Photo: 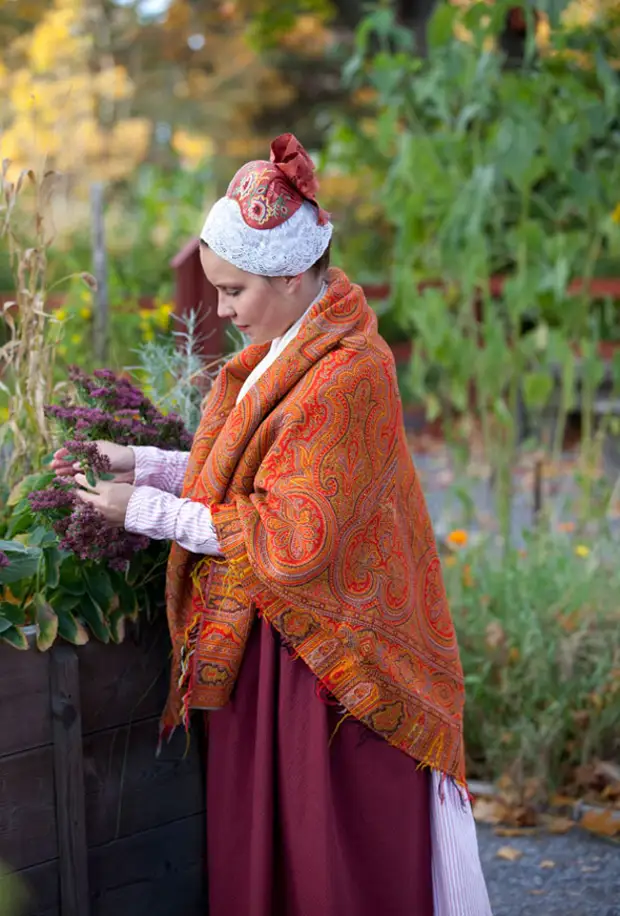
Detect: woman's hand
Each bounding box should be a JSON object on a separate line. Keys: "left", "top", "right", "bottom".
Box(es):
{"left": 51, "top": 440, "right": 136, "bottom": 484}
{"left": 74, "top": 474, "right": 136, "bottom": 527}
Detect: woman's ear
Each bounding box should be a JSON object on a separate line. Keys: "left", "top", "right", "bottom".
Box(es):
{"left": 281, "top": 274, "right": 304, "bottom": 295}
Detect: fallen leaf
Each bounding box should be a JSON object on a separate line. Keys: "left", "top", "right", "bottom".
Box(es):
{"left": 550, "top": 794, "right": 575, "bottom": 808}
{"left": 540, "top": 860, "right": 555, "bottom": 869}
{"left": 543, "top": 815, "right": 575, "bottom": 835}
{"left": 473, "top": 797, "right": 504, "bottom": 825}
{"left": 596, "top": 761, "right": 620, "bottom": 783}
{"left": 581, "top": 808, "right": 620, "bottom": 837}
{"left": 496, "top": 846, "right": 523, "bottom": 862}
{"left": 495, "top": 827, "right": 538, "bottom": 838}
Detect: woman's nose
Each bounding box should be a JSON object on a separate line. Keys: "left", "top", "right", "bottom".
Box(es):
{"left": 217, "top": 297, "right": 236, "bottom": 319}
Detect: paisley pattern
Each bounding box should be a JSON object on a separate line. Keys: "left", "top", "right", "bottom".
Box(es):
{"left": 163, "top": 269, "right": 466, "bottom": 784}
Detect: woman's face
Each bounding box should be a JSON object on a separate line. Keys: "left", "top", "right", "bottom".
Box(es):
{"left": 200, "top": 246, "right": 311, "bottom": 346}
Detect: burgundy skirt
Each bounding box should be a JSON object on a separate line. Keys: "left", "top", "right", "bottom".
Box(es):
{"left": 206, "top": 620, "right": 434, "bottom": 916}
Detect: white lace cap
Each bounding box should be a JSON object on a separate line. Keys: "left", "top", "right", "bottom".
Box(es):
{"left": 200, "top": 197, "right": 333, "bottom": 277}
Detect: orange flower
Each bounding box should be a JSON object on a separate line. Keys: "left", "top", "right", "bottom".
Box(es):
{"left": 446, "top": 529, "right": 468, "bottom": 548}
{"left": 557, "top": 521, "right": 575, "bottom": 533}
{"left": 462, "top": 564, "right": 474, "bottom": 588}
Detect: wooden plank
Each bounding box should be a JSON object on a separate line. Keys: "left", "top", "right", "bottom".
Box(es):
{"left": 79, "top": 624, "right": 170, "bottom": 736}
{"left": 49, "top": 645, "right": 89, "bottom": 916}
{"left": 89, "top": 815, "right": 206, "bottom": 916}
{"left": 6, "top": 859, "right": 60, "bottom": 916}
{"left": 0, "top": 746, "right": 57, "bottom": 870}
{"left": 0, "top": 644, "right": 51, "bottom": 756}
{"left": 83, "top": 716, "right": 205, "bottom": 847}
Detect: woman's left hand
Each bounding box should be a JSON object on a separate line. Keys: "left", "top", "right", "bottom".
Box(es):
{"left": 74, "top": 474, "right": 135, "bottom": 527}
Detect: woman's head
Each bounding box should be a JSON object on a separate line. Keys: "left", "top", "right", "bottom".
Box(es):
{"left": 199, "top": 134, "right": 332, "bottom": 345}
{"left": 200, "top": 243, "right": 330, "bottom": 346}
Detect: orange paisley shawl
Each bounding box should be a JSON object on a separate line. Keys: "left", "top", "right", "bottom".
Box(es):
{"left": 162, "top": 269, "right": 466, "bottom": 784}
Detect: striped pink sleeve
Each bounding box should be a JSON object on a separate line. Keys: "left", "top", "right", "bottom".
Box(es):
{"left": 129, "top": 446, "right": 190, "bottom": 497}
{"left": 125, "top": 486, "right": 222, "bottom": 556}
{"left": 430, "top": 771, "right": 493, "bottom": 915}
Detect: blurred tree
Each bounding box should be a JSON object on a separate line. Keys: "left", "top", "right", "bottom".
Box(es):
{"left": 0, "top": 0, "right": 151, "bottom": 185}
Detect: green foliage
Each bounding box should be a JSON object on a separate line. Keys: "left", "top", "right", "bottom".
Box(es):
{"left": 247, "top": 0, "right": 334, "bottom": 49}
{"left": 329, "top": 1, "right": 620, "bottom": 537}
{"left": 445, "top": 528, "right": 620, "bottom": 795}
{"left": 0, "top": 493, "right": 168, "bottom": 651}
{"left": 129, "top": 308, "right": 224, "bottom": 436}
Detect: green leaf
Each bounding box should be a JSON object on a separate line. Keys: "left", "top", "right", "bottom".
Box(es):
{"left": 56, "top": 603, "right": 89, "bottom": 646}
{"left": 44, "top": 545, "right": 62, "bottom": 589}
{"left": 0, "top": 618, "right": 12, "bottom": 634}
{"left": 27, "top": 526, "right": 57, "bottom": 548}
{"left": 85, "top": 469, "right": 97, "bottom": 488}
{"left": 1, "top": 626, "right": 29, "bottom": 650}
{"left": 427, "top": 1, "right": 458, "bottom": 50}
{"left": 58, "top": 562, "right": 86, "bottom": 596}
{"left": 85, "top": 566, "right": 115, "bottom": 615}
{"left": 34, "top": 594, "right": 58, "bottom": 652}
{"left": 6, "top": 500, "right": 35, "bottom": 538}
{"left": 108, "top": 607, "right": 126, "bottom": 645}
{"left": 8, "top": 472, "right": 55, "bottom": 507}
{"left": 523, "top": 372, "right": 554, "bottom": 409}
{"left": 0, "top": 540, "right": 42, "bottom": 585}
{"left": 126, "top": 551, "right": 145, "bottom": 587}
{"left": 78, "top": 594, "right": 110, "bottom": 643}
{"left": 109, "top": 570, "right": 138, "bottom": 616}
{"left": 0, "top": 602, "right": 27, "bottom": 626}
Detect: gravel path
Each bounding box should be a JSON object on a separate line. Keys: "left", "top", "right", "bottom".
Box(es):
{"left": 478, "top": 825, "right": 620, "bottom": 915}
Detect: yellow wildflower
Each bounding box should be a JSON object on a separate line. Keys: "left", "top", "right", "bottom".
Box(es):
{"left": 70, "top": 334, "right": 81, "bottom": 345}
{"left": 575, "top": 545, "right": 590, "bottom": 558}
{"left": 79, "top": 307, "right": 92, "bottom": 320}
{"left": 446, "top": 529, "right": 468, "bottom": 548}
{"left": 155, "top": 302, "right": 173, "bottom": 331}
{"left": 58, "top": 344, "right": 67, "bottom": 357}
{"left": 612, "top": 203, "right": 620, "bottom": 224}
{"left": 55, "top": 308, "right": 67, "bottom": 321}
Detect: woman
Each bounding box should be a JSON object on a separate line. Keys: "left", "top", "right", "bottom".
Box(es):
{"left": 54, "top": 134, "right": 492, "bottom": 916}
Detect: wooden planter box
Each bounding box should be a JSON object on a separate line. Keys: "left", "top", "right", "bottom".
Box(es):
{"left": 0, "top": 621, "right": 206, "bottom": 916}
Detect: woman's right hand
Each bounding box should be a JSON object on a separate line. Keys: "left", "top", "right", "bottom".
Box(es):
{"left": 51, "top": 440, "right": 136, "bottom": 484}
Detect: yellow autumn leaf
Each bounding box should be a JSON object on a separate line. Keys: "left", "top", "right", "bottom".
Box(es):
{"left": 496, "top": 846, "right": 523, "bottom": 862}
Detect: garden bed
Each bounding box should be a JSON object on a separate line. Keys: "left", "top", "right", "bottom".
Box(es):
{"left": 0, "top": 620, "right": 205, "bottom": 916}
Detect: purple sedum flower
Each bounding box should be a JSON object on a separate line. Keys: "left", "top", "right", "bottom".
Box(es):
{"left": 0, "top": 551, "right": 10, "bottom": 569}
{"left": 29, "top": 365, "right": 191, "bottom": 569}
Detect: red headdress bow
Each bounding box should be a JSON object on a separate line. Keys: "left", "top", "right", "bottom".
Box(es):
{"left": 270, "top": 133, "right": 330, "bottom": 226}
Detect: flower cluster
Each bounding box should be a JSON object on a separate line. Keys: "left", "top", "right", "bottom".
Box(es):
{"left": 44, "top": 366, "right": 192, "bottom": 450}
{"left": 54, "top": 503, "right": 150, "bottom": 571}
{"left": 63, "top": 440, "right": 112, "bottom": 477}
{"left": 0, "top": 551, "right": 10, "bottom": 569}
{"left": 28, "top": 479, "right": 77, "bottom": 519}
{"left": 28, "top": 366, "right": 192, "bottom": 570}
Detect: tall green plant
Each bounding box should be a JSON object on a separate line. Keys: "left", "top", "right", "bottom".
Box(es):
{"left": 330, "top": 1, "right": 620, "bottom": 538}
